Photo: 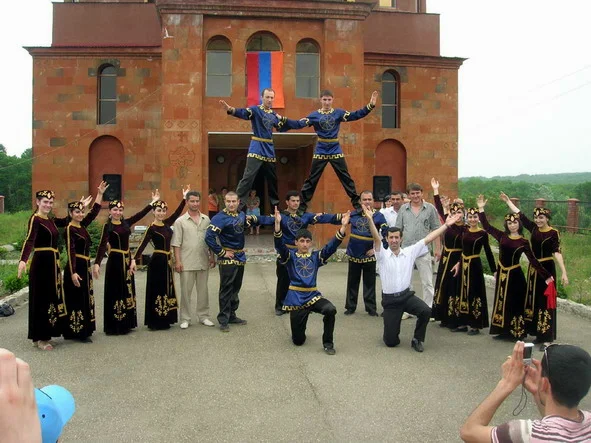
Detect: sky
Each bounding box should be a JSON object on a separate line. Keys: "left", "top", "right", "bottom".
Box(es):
{"left": 0, "top": 0, "right": 590, "bottom": 178}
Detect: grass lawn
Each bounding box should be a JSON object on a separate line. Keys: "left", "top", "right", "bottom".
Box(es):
{"left": 0, "top": 211, "right": 31, "bottom": 247}
{"left": 560, "top": 232, "right": 591, "bottom": 305}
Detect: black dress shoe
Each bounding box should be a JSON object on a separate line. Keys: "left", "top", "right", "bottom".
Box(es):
{"left": 228, "top": 317, "right": 247, "bottom": 325}
{"left": 275, "top": 309, "right": 285, "bottom": 316}
{"left": 323, "top": 344, "right": 336, "bottom": 355}
{"left": 344, "top": 310, "right": 355, "bottom": 316}
{"left": 411, "top": 338, "right": 424, "bottom": 353}
{"left": 368, "top": 310, "right": 379, "bottom": 317}
{"left": 451, "top": 326, "right": 468, "bottom": 333}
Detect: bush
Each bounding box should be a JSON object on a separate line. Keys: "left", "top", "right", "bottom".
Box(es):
{"left": 2, "top": 273, "right": 28, "bottom": 294}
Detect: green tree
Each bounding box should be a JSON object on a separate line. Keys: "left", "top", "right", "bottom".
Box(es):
{"left": 0, "top": 147, "right": 33, "bottom": 212}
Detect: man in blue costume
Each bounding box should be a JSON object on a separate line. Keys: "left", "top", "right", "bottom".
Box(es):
{"left": 219, "top": 89, "right": 302, "bottom": 210}
{"left": 297, "top": 90, "right": 378, "bottom": 212}
{"left": 273, "top": 206, "right": 350, "bottom": 355}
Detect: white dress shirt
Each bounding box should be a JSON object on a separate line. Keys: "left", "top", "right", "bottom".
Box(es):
{"left": 376, "top": 240, "right": 428, "bottom": 293}
{"left": 380, "top": 207, "right": 398, "bottom": 227}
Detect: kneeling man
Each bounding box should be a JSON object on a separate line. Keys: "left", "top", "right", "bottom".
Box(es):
{"left": 365, "top": 206, "right": 462, "bottom": 352}
{"left": 274, "top": 206, "right": 350, "bottom": 355}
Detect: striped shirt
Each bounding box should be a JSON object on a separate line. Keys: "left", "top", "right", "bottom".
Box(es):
{"left": 492, "top": 411, "right": 591, "bottom": 442}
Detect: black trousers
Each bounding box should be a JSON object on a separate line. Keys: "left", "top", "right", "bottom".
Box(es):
{"left": 217, "top": 264, "right": 245, "bottom": 326}
{"left": 382, "top": 290, "right": 431, "bottom": 347}
{"left": 290, "top": 298, "right": 336, "bottom": 347}
{"left": 236, "top": 157, "right": 279, "bottom": 209}
{"left": 275, "top": 260, "right": 290, "bottom": 311}
{"left": 345, "top": 261, "right": 377, "bottom": 313}
{"left": 300, "top": 157, "right": 359, "bottom": 212}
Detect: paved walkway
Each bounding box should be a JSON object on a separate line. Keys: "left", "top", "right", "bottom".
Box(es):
{"left": 1, "top": 259, "right": 590, "bottom": 442}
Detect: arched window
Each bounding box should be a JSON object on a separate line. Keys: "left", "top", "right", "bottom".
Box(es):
{"left": 206, "top": 37, "right": 232, "bottom": 97}
{"left": 246, "top": 33, "right": 281, "bottom": 51}
{"left": 245, "top": 32, "right": 284, "bottom": 107}
{"left": 98, "top": 65, "right": 117, "bottom": 125}
{"left": 382, "top": 71, "right": 400, "bottom": 129}
{"left": 296, "top": 40, "right": 319, "bottom": 98}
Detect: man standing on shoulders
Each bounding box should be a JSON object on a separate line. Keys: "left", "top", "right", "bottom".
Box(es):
{"left": 395, "top": 183, "right": 441, "bottom": 316}
{"left": 460, "top": 342, "right": 591, "bottom": 442}
{"left": 366, "top": 207, "right": 462, "bottom": 352}
{"left": 172, "top": 191, "right": 215, "bottom": 329}
{"left": 344, "top": 191, "right": 388, "bottom": 317}
{"left": 297, "top": 90, "right": 378, "bottom": 213}
{"left": 220, "top": 89, "right": 302, "bottom": 210}
{"left": 205, "top": 191, "right": 252, "bottom": 332}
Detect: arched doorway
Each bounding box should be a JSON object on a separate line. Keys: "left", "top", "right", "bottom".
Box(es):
{"left": 89, "top": 135, "right": 124, "bottom": 202}
{"left": 375, "top": 139, "right": 407, "bottom": 193}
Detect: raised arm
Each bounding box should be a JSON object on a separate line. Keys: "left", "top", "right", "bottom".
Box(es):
{"left": 500, "top": 192, "right": 535, "bottom": 232}
{"left": 341, "top": 91, "right": 378, "bottom": 122}
{"left": 273, "top": 206, "right": 290, "bottom": 263}
{"left": 220, "top": 100, "right": 253, "bottom": 121}
{"left": 127, "top": 189, "right": 160, "bottom": 226}
{"left": 319, "top": 211, "right": 349, "bottom": 263}
{"left": 364, "top": 206, "right": 383, "bottom": 253}
{"left": 424, "top": 213, "right": 463, "bottom": 246}
{"left": 477, "top": 195, "right": 504, "bottom": 242}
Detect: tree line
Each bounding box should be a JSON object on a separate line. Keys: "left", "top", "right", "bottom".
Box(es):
{"left": 0, "top": 145, "right": 32, "bottom": 213}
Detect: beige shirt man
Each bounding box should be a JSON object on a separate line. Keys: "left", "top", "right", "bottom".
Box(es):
{"left": 172, "top": 191, "right": 215, "bottom": 328}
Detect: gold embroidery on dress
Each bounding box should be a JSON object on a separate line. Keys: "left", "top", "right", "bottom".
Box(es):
{"left": 69, "top": 310, "right": 85, "bottom": 333}
{"left": 48, "top": 304, "right": 57, "bottom": 327}
{"left": 471, "top": 297, "right": 482, "bottom": 319}
{"left": 537, "top": 309, "right": 551, "bottom": 335}
{"left": 114, "top": 300, "right": 127, "bottom": 320}
{"left": 510, "top": 315, "right": 525, "bottom": 338}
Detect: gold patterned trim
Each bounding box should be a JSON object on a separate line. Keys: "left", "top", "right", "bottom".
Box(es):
{"left": 247, "top": 153, "right": 276, "bottom": 163}
{"left": 283, "top": 295, "right": 322, "bottom": 311}
{"left": 251, "top": 136, "right": 273, "bottom": 143}
{"left": 218, "top": 259, "right": 245, "bottom": 266}
{"left": 346, "top": 255, "right": 376, "bottom": 264}
{"left": 498, "top": 263, "right": 521, "bottom": 271}
{"left": 153, "top": 250, "right": 171, "bottom": 255}
{"left": 75, "top": 254, "right": 90, "bottom": 260}
{"left": 538, "top": 256, "right": 554, "bottom": 262}
{"left": 288, "top": 285, "right": 318, "bottom": 292}
{"left": 443, "top": 247, "right": 462, "bottom": 253}
{"left": 462, "top": 253, "right": 480, "bottom": 260}
{"left": 317, "top": 138, "right": 339, "bottom": 143}
{"left": 312, "top": 153, "right": 344, "bottom": 160}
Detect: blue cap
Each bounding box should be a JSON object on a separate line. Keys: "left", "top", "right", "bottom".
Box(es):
{"left": 35, "top": 385, "right": 76, "bottom": 443}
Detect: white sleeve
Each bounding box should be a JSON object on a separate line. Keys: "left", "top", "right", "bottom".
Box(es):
{"left": 409, "top": 239, "right": 428, "bottom": 262}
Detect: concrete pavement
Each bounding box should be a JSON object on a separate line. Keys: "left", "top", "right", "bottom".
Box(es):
{"left": 1, "top": 257, "right": 591, "bottom": 442}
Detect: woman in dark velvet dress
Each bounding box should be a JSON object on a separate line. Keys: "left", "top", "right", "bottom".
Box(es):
{"left": 477, "top": 195, "right": 553, "bottom": 341}
{"left": 453, "top": 207, "right": 497, "bottom": 335}
{"left": 62, "top": 181, "right": 108, "bottom": 343}
{"left": 93, "top": 190, "right": 160, "bottom": 335}
{"left": 500, "top": 194, "right": 568, "bottom": 350}
{"left": 18, "top": 190, "right": 92, "bottom": 351}
{"left": 430, "top": 179, "right": 464, "bottom": 329}
{"left": 134, "top": 187, "right": 188, "bottom": 330}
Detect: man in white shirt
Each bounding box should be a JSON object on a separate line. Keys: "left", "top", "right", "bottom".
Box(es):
{"left": 380, "top": 191, "right": 404, "bottom": 228}
{"left": 365, "top": 206, "right": 462, "bottom": 352}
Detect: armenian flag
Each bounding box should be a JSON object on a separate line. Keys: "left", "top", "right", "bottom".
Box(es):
{"left": 246, "top": 51, "right": 285, "bottom": 108}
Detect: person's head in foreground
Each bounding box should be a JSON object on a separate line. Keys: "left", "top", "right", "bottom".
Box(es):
{"left": 460, "top": 342, "right": 591, "bottom": 443}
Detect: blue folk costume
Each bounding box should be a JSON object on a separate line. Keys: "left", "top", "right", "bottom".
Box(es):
{"left": 229, "top": 105, "right": 302, "bottom": 209}
{"left": 345, "top": 209, "right": 388, "bottom": 315}
{"left": 258, "top": 211, "right": 342, "bottom": 312}
{"left": 298, "top": 102, "right": 375, "bottom": 212}
{"left": 274, "top": 227, "right": 345, "bottom": 350}
{"left": 205, "top": 208, "right": 252, "bottom": 326}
